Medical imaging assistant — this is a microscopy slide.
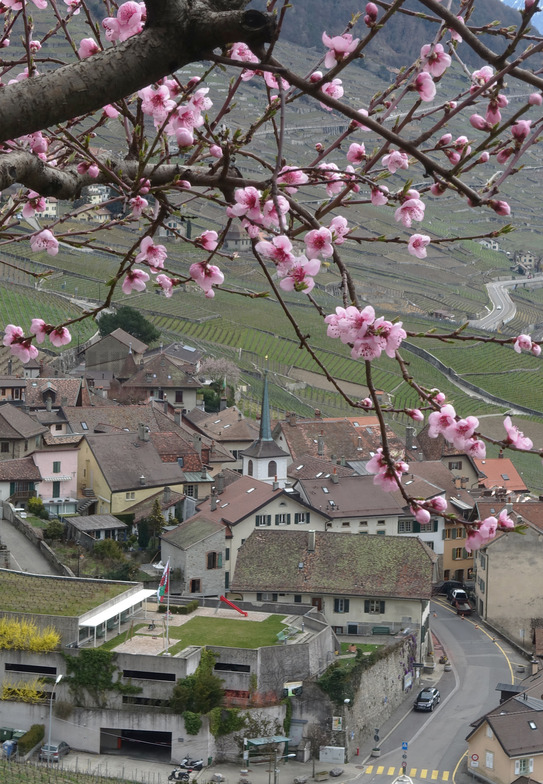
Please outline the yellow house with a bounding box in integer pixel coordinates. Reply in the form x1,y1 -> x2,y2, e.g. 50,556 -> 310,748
78,426 -> 185,516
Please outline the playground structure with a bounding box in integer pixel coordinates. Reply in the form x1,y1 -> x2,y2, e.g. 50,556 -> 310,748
217,595 -> 248,617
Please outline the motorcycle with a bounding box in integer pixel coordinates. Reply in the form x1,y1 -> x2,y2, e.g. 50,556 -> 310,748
168,769 -> 191,782
179,756 -> 204,771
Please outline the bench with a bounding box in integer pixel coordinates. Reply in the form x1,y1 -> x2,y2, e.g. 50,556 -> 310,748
372,626 -> 390,635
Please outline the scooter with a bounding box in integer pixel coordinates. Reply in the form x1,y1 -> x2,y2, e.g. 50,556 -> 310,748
179,756 -> 204,771
168,768 -> 191,782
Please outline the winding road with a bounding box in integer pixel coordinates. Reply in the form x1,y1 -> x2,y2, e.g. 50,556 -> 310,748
469,273 -> 543,332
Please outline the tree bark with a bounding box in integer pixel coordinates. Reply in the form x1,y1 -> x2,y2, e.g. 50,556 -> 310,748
0,0 -> 274,144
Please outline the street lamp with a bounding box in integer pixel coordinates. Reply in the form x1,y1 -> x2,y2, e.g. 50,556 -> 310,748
272,750 -> 296,784
47,674 -> 63,765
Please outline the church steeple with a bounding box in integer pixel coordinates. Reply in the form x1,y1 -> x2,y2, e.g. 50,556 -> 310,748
259,371 -> 273,442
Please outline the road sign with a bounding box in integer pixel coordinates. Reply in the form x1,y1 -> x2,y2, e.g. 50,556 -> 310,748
402,742 -> 408,751
374,734 -> 380,742
471,754 -> 479,761
402,754 -> 407,760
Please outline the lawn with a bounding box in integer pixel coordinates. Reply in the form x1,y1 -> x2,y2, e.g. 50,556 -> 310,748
339,642 -> 381,655
162,614 -> 288,653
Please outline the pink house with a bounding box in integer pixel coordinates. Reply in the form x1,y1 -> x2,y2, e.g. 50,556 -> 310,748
32,446 -> 79,516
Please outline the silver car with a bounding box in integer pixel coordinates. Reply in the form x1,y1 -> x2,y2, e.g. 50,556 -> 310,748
39,740 -> 70,762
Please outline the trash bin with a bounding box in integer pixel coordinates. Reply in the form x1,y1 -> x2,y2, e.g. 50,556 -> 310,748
208,757 -> 213,766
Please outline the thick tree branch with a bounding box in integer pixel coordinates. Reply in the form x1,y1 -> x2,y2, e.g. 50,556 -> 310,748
0,0 -> 274,144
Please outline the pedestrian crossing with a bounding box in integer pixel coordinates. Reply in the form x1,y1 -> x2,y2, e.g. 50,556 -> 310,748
363,765 -> 450,780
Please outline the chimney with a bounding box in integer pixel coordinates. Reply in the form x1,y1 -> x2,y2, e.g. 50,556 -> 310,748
406,426 -> 415,451
331,453 -> 336,462
314,409 -> 321,419
163,486 -> 171,503
210,494 -> 217,511
216,473 -> 225,495
174,409 -> 182,426
193,433 -> 202,456
220,397 -> 227,411
498,449 -> 504,459
308,530 -> 316,552
317,431 -> 324,456
46,396 -> 52,412
531,657 -> 540,676
340,455 -> 346,466
288,412 -> 296,427
238,410 -> 242,421
331,469 -> 338,484
139,474 -> 146,485
460,477 -> 468,489
201,466 -> 207,480
7,359 -> 12,375
164,400 -> 169,414
138,423 -> 150,442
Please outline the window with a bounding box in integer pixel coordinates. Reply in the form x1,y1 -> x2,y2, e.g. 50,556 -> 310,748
6,663 -> 57,675
175,391 -> 184,403
515,758 -> 533,775
55,424 -> 62,431
247,459 -> 253,476
1,442 -> 8,453
256,592 -> 278,602
225,548 -> 230,561
479,553 -> 486,569
486,726 -> 493,739
376,530 -> 385,535
122,669 -> 175,682
478,577 -> 486,594
419,521 -> 433,533
190,579 -> 201,593
185,484 -> 198,499
256,515 -> 271,527
53,461 -> 61,473
125,491 -> 135,500
365,600 -> 385,614
214,662 -> 251,673
334,598 -> 350,613
453,547 -> 463,560
443,529 -> 451,539
359,520 -> 367,527
275,513 -> 291,525
24,440 -> 28,450
485,751 -> 494,770
268,460 -> 277,478
456,527 -> 465,539
398,520 -> 413,533
377,519 -> 385,526
224,572 -> 229,589
294,512 -> 310,524
293,595 -> 302,603
342,522 -> 350,528
448,460 -> 462,470
207,552 -> 222,569
333,626 -> 344,634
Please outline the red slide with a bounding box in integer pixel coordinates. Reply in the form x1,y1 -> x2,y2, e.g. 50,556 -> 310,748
220,595 -> 248,616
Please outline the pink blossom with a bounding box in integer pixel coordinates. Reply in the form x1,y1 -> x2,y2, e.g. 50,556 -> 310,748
429,495 -> 448,513
470,114 -> 491,131
322,32 -> 359,69
135,236 -> 167,271
130,195 -> 148,217
411,505 -> 431,525
497,147 -> 513,164
255,235 -> 295,267
22,191 -> 46,219
227,187 -> 263,222
304,227 -> 334,259
139,85 -> 176,124
371,186 -> 389,205
415,72 -> 436,102
319,78 -> 344,109
209,145 -> 222,159
30,319 -> 48,344
479,152 -> 490,163
137,179 -> 151,195
361,398 -> 373,409
29,40 -> 41,52
382,150 -> 409,173
242,220 -> 259,239
471,65 -> 494,88
406,408 -> 424,421
156,274 -> 175,298
352,108 -> 371,131
438,133 -> 452,146
529,93 -> 542,105
278,255 -> 320,293
329,216 -> 350,244
420,43 -> 451,77
346,142 -> 366,164
428,404 -> 456,438
277,166 -> 309,194
310,71 -> 323,83
407,234 -> 431,259
449,17 -> 463,42
77,161 -> 99,178
351,317 -> 406,361
503,416 -> 533,451
532,343 -> 542,357
64,0 -> 81,14
50,326 -> 71,347
189,261 -> 224,296
196,230 -> 218,252
103,1 -> 145,42
229,42 -> 259,80
3,325 -> 38,364
490,200 -> 511,216
103,104 -> 119,119
122,269 -> 150,295
512,120 -> 531,142
30,229 -> 58,256
395,198 -> 426,228
497,509 -> 515,530
366,448 -> 409,492
514,334 -> 532,353
79,38 -> 99,58
364,2 -> 378,26
465,518 -> 497,553
189,87 -> 212,113
430,182 -> 446,196
262,195 -> 289,229
317,163 -> 343,197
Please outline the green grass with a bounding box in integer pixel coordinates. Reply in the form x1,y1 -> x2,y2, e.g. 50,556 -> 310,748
339,642 -> 381,654
160,614 -> 287,653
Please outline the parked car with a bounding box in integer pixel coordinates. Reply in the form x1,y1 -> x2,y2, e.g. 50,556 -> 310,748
414,687 -> 440,711
448,588 -> 469,604
453,599 -> 473,616
432,580 -> 464,596
39,741 -> 70,762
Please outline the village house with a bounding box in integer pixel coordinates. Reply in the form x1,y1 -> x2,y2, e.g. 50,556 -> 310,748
0,456 -> 42,506
161,517 -> 226,596
184,406 -> 259,472
120,353 -> 200,411
0,403 -> 47,461
0,376 -> 26,405
84,328 -> 148,376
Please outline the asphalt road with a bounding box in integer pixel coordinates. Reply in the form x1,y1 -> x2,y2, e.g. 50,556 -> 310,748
0,516 -> 58,574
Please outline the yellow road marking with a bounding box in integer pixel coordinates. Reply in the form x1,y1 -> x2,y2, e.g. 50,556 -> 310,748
432,770 -> 439,779
443,772 -> 450,781
387,768 -> 395,775
409,770 -> 417,777
376,766 -> 384,774
421,769 -> 428,778
365,766 -> 373,774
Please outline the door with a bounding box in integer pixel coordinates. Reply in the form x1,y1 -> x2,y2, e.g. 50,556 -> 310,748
312,598 -> 322,611
52,481 -> 61,498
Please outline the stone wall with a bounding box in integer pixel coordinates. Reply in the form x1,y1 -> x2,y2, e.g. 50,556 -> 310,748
1,503 -> 72,576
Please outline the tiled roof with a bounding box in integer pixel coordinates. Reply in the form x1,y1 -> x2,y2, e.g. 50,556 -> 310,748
0,456 -> 41,481
193,475 -> 283,525
122,353 -> 200,389
287,456 -> 356,481
0,377 -> 25,388
231,530 -> 433,598
184,406 -> 259,442
486,706 -> 543,756
297,474 -> 404,517
149,431 -> 202,470
109,328 -> 148,354
162,517 -> 225,550
85,432 -> 185,492
473,457 -> 527,492
25,378 -> 82,407
476,500 -> 543,530
43,433 -> 84,446
67,515 -> 127,532
395,461 -> 474,513
0,403 -> 47,439
119,488 -> 184,521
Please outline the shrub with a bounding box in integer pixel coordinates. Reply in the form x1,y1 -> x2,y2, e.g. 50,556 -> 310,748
27,497 -> 44,515
183,710 -> 202,735
44,519 -> 63,540
17,724 -> 44,755
2,678 -> 46,704
208,706 -> 245,737
0,618 -> 60,652
93,539 -> 124,561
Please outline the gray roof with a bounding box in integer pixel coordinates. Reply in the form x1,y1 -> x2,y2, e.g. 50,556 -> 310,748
67,515 -> 128,532
297,474 -> 404,517
0,403 -> 47,439
162,517 -> 225,550
0,456 -> 41,481
232,530 -> 433,598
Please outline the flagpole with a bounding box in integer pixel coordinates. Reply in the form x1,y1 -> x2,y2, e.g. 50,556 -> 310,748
166,566 -> 170,652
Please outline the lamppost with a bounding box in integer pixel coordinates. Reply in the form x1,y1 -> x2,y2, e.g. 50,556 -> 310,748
273,750 -> 296,784
47,674 -> 63,765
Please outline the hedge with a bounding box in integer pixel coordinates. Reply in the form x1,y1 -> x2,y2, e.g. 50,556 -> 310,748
18,724 -> 44,755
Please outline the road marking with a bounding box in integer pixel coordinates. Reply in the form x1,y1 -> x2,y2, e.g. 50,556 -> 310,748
387,768 -> 395,775
409,769 -> 417,777
362,767 -> 451,780
376,766 -> 384,774
365,766 -> 374,774
432,770 -> 439,779
443,773 -> 449,781
421,769 -> 428,778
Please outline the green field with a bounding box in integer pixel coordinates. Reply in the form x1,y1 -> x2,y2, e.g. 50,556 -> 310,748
154,615 -> 288,653
0,761 -> 139,784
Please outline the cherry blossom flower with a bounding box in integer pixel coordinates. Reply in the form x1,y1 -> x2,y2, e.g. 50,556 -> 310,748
189,261 -> 224,297
325,305 -> 375,344
406,408 -> 424,421
30,229 -> 59,256
196,230 -> 218,252
466,516 -> 498,553
317,163 -> 344,197
329,216 -> 350,244
122,269 -> 150,294
428,495 -> 448,513
364,2 -> 378,26
326,305 -> 406,361
532,343 -> 542,357
514,334 -> 532,353
382,150 -> 409,173
229,42 -> 259,80
503,416 -> 533,450
407,234 -> 431,258
366,448 -> 409,492
139,85 -> 176,124
490,200 -> 511,216
497,509 -> 515,530
352,108 -> 371,131
322,32 -> 359,69
262,195 -> 289,229
430,182 -> 446,196
277,166 -> 309,194
278,255 -> 321,293
497,148 -> 513,164
49,326 -> 72,347
420,43 -> 451,77
135,236 -> 167,271
30,319 -> 48,344
529,93 -> 542,106
346,142 -> 366,164
156,274 -> 176,298
3,325 -> 38,364
512,120 -> 531,142
395,198 -> 425,228
22,191 -> 46,219
77,161 -> 99,178
64,0 -> 81,14
227,187 -> 263,223
470,114 -> 491,132
428,404 -> 456,438
471,65 -> 494,88
486,94 -> 508,124
411,504 -> 431,525
415,72 -> 436,102
319,78 -> 344,109
371,186 -> 389,205
304,227 -> 334,259
209,145 -> 222,159
79,38 -> 99,58
29,40 -> 41,52
103,104 -> 119,119
130,195 -> 148,217
255,235 -> 295,266
189,87 -> 212,113
103,1 -> 145,43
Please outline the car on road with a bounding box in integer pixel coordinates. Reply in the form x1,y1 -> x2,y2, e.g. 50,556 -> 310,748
453,599 -> 473,616
432,580 -> 464,596
39,741 -> 70,762
448,588 -> 469,604
414,687 -> 440,711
